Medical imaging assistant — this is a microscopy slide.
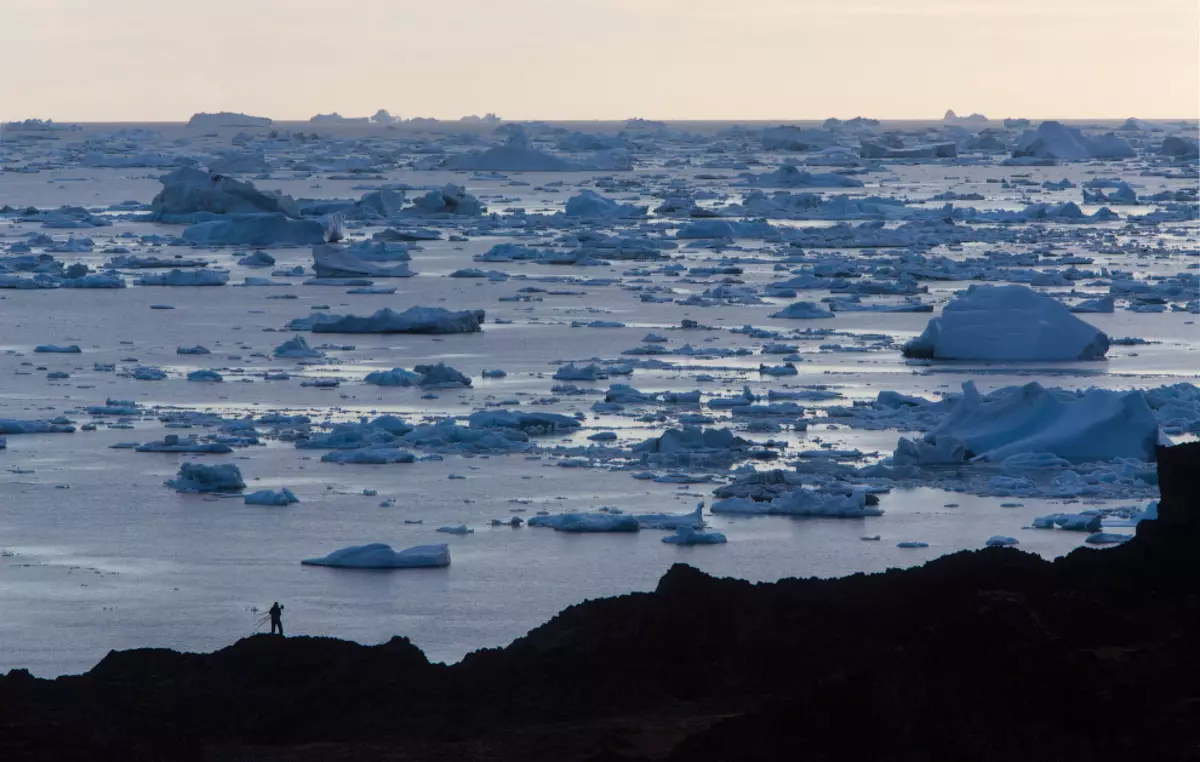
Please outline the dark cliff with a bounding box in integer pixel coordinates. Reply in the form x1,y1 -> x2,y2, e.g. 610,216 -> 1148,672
2,443 -> 1198,761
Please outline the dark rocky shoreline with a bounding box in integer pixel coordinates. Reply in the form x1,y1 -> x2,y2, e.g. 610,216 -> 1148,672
3,443 -> 1198,761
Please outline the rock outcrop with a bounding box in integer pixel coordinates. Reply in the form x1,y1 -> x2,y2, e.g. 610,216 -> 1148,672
2,443 -> 1197,760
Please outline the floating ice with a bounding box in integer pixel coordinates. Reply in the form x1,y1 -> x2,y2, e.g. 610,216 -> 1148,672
165,463 -> 246,493
528,513 -> 640,532
1012,121 -> 1135,160
274,335 -> 323,358
894,382 -> 1160,464
712,487 -> 880,517
244,488 -> 299,506
662,526 -> 727,545
182,214 -> 326,247
151,168 -> 299,222
770,301 -> 835,320
301,543 -> 450,569
295,307 -> 486,334
186,370 -> 224,382
903,285 -> 1109,362
136,269 -> 230,287
312,246 -> 416,278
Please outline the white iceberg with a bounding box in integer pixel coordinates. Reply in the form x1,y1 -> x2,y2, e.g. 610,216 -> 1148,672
903,285 -> 1109,362
151,168 -> 298,222
894,381 -> 1160,464
1012,121 -> 1135,161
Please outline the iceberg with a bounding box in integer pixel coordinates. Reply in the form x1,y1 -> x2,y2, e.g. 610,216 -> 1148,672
301,543 -> 450,569
151,168 -> 299,222
635,504 -> 706,530
274,335 -> 323,358
407,185 -> 485,216
528,513 -> 640,532
364,368 -> 423,387
1012,121 -> 1135,160
186,369 -> 224,382
467,410 -> 579,434
770,301 -> 835,320
564,190 -> 647,219
61,272 -> 125,289
181,214 -> 326,247
903,285 -> 1109,362
301,307 -> 485,334
895,381 -> 1160,463
662,526 -> 727,545
311,246 -> 415,278
0,419 -> 76,434
244,488 -> 299,506
135,269 -> 230,287
860,141 -> 957,159
135,435 -> 231,454
187,112 -> 272,129
165,463 -> 246,493
741,165 -> 865,188
320,448 -> 416,465
444,129 -> 630,172
712,488 -> 881,517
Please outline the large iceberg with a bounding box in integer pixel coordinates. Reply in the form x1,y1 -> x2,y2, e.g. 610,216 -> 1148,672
903,285 -> 1109,362
301,543 -> 450,569
151,168 -> 299,222
893,381 -> 1161,464
1012,121 -> 1135,161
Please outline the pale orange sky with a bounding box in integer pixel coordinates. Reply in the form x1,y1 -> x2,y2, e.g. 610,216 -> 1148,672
3,0 -> 1198,122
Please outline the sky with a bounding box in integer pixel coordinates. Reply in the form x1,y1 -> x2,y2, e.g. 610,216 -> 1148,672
3,0 -> 1197,122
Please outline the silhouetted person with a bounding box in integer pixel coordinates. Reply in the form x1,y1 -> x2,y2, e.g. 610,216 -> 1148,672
268,602 -> 284,636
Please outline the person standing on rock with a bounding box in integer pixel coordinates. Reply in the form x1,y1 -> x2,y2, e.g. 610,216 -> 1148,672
268,602 -> 285,636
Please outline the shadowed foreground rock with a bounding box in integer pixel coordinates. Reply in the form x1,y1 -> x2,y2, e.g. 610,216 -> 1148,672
2,443 -> 1198,761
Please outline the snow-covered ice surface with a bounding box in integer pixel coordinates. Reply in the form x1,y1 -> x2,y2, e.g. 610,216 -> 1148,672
0,117 -> 1197,676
